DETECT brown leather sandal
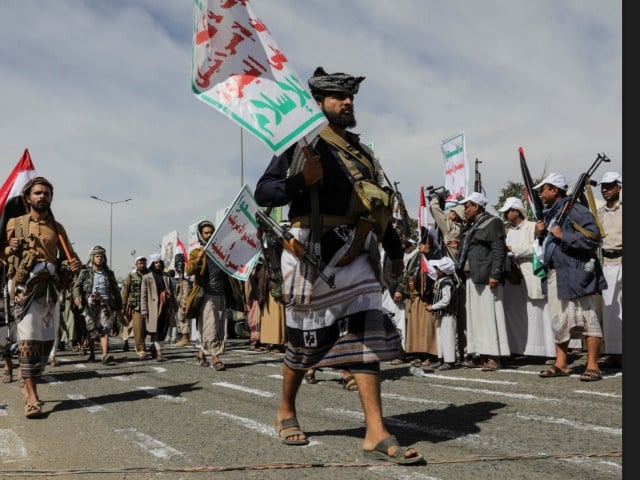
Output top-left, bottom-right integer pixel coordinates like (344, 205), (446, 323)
(342, 374), (359, 391)
(25, 402), (42, 419)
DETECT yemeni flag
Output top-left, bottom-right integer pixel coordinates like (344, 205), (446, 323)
(176, 237), (188, 259)
(418, 186), (429, 232)
(0, 149), (38, 244)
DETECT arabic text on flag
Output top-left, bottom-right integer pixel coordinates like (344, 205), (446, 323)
(440, 132), (469, 201)
(204, 184), (261, 281)
(192, 0), (327, 155)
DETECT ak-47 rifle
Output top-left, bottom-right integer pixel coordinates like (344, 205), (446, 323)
(392, 181), (412, 239)
(255, 209), (336, 289)
(555, 153), (610, 229)
(1, 263), (12, 330)
(474, 158), (485, 194)
(518, 147), (544, 222)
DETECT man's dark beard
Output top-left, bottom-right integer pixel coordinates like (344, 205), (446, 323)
(30, 202), (50, 214)
(323, 109), (356, 128)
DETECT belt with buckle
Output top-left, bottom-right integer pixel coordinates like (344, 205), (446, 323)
(602, 249), (622, 259)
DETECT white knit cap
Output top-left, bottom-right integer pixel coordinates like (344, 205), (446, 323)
(428, 256), (456, 276)
(457, 191), (487, 207)
(599, 171), (622, 185)
(533, 173), (568, 191)
(498, 197), (527, 217)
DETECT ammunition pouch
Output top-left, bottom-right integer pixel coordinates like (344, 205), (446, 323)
(7, 249), (39, 287)
(348, 180), (394, 237)
(335, 217), (375, 266)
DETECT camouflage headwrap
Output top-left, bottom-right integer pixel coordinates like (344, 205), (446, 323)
(308, 66), (365, 96)
(87, 245), (107, 266)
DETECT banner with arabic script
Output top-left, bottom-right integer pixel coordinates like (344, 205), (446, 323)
(192, 0), (328, 156)
(440, 132), (469, 202)
(203, 184), (261, 281)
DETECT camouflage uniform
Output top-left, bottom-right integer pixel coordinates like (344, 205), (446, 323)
(121, 270), (146, 356)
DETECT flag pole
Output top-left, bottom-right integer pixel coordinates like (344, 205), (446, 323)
(240, 128), (244, 188)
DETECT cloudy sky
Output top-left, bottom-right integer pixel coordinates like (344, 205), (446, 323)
(0, 0), (621, 276)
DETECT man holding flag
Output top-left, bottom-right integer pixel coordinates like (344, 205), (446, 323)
(4, 176), (81, 418)
(192, 1), (421, 464)
(0, 149), (38, 248)
(255, 67), (423, 464)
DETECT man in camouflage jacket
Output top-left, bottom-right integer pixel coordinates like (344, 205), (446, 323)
(120, 256), (149, 359)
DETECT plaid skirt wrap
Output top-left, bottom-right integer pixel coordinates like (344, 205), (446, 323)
(281, 227), (402, 370)
(13, 271), (57, 322)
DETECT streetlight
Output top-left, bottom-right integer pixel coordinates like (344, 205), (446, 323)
(90, 195), (132, 267)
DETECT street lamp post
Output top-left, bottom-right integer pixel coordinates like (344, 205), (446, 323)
(90, 195), (132, 267)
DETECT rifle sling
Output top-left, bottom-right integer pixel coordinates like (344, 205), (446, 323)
(565, 178), (605, 242)
(293, 127), (379, 260)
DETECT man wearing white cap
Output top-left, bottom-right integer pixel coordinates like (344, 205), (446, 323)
(498, 197), (555, 359)
(455, 192), (510, 371)
(596, 171), (622, 369)
(533, 173), (607, 381)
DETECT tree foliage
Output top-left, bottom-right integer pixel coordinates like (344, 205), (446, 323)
(493, 180), (537, 222)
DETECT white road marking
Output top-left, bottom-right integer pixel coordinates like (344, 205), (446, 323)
(203, 409), (319, 446)
(114, 427), (182, 459)
(573, 389), (621, 398)
(67, 394), (105, 413)
(211, 381), (275, 398)
(382, 392), (450, 406)
(0, 429), (28, 463)
(369, 465), (442, 479)
(409, 366), (517, 385)
(41, 375), (62, 385)
(512, 413), (621, 436)
(136, 386), (186, 403)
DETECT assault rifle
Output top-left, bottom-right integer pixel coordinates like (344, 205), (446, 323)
(518, 146), (544, 221)
(474, 158), (485, 194)
(555, 153), (610, 228)
(255, 209), (336, 289)
(392, 181), (412, 239)
(1, 263), (11, 329)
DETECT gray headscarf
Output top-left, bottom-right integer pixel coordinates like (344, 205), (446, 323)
(197, 220), (215, 246)
(308, 66), (365, 95)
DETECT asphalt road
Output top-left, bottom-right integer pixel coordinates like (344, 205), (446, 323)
(0, 338), (623, 480)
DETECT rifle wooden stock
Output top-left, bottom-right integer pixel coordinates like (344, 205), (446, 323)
(256, 210), (335, 289)
(58, 234), (73, 262)
(392, 181), (412, 238)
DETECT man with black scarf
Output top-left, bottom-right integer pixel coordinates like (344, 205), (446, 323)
(254, 67), (423, 465)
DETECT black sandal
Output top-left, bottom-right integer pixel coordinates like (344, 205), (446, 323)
(196, 352), (209, 367)
(304, 370), (318, 384)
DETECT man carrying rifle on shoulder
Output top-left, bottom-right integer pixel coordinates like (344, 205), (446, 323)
(533, 173), (607, 382)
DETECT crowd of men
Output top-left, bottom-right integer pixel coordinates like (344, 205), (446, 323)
(0, 67), (622, 466)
